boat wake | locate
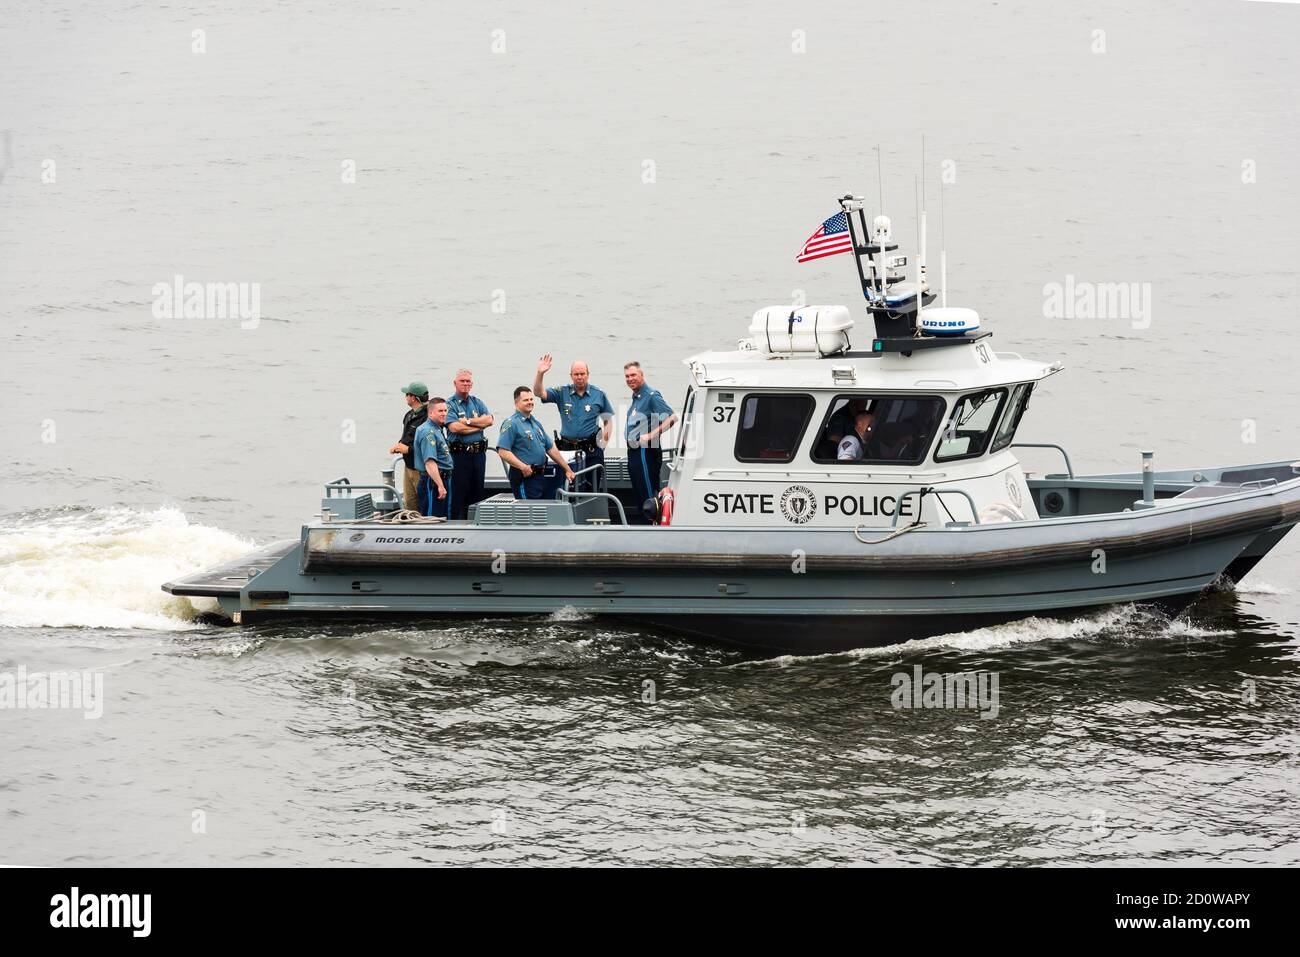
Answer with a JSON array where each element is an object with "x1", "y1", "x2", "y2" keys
[
  {"x1": 752, "y1": 604, "x2": 1233, "y2": 666},
  {"x1": 0, "y1": 506, "x2": 255, "y2": 631},
  {"x1": 1231, "y1": 580, "x2": 1289, "y2": 596}
]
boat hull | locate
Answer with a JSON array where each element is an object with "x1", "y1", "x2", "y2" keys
[{"x1": 163, "y1": 473, "x2": 1300, "y2": 653}]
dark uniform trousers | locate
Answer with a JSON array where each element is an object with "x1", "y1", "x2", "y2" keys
[
  {"x1": 450, "y1": 450, "x2": 485, "y2": 520},
  {"x1": 418, "y1": 469, "x2": 454, "y2": 519},
  {"x1": 628, "y1": 445, "x2": 663, "y2": 508},
  {"x1": 508, "y1": 464, "x2": 564, "y2": 500}
]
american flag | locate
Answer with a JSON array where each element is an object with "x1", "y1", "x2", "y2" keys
[{"x1": 796, "y1": 211, "x2": 854, "y2": 263}]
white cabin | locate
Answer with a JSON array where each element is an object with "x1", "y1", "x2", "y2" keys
[{"x1": 665, "y1": 306, "x2": 1063, "y2": 528}]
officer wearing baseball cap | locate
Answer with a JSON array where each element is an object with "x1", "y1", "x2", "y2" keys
[{"x1": 389, "y1": 380, "x2": 428, "y2": 512}]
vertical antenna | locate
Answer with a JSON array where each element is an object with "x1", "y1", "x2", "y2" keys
[
  {"x1": 914, "y1": 175, "x2": 924, "y2": 330},
  {"x1": 876, "y1": 145, "x2": 885, "y2": 218},
  {"x1": 919, "y1": 135, "x2": 927, "y2": 315},
  {"x1": 877, "y1": 146, "x2": 888, "y2": 299},
  {"x1": 939, "y1": 181, "x2": 948, "y2": 307}
]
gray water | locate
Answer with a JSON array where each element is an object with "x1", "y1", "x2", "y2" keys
[{"x1": 2, "y1": 0, "x2": 1299, "y2": 866}]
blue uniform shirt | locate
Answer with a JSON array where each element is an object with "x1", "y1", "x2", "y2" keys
[
  {"x1": 542, "y1": 383, "x2": 615, "y2": 439},
  {"x1": 413, "y1": 419, "x2": 453, "y2": 472},
  {"x1": 498, "y1": 411, "x2": 553, "y2": 466},
  {"x1": 446, "y1": 393, "x2": 491, "y2": 444},
  {"x1": 626, "y1": 384, "x2": 674, "y2": 443}
]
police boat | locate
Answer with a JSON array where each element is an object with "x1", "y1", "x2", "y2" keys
[{"x1": 164, "y1": 195, "x2": 1300, "y2": 653}]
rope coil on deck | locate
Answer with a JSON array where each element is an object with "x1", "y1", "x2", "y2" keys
[{"x1": 340, "y1": 509, "x2": 447, "y2": 525}]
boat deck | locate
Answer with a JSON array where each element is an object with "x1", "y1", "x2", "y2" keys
[{"x1": 163, "y1": 540, "x2": 298, "y2": 596}]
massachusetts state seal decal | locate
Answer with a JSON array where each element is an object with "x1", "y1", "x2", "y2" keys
[{"x1": 780, "y1": 485, "x2": 817, "y2": 524}]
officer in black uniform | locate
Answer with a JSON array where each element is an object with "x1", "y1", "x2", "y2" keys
[{"x1": 388, "y1": 380, "x2": 428, "y2": 512}]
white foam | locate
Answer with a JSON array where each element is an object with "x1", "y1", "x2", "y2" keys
[
  {"x1": 1232, "y1": 580, "x2": 1288, "y2": 596},
  {"x1": 1160, "y1": 619, "x2": 1233, "y2": 639},
  {"x1": 0, "y1": 507, "x2": 256, "y2": 631},
  {"x1": 547, "y1": 605, "x2": 593, "y2": 622},
  {"x1": 846, "y1": 605, "x2": 1146, "y2": 659},
  {"x1": 755, "y1": 605, "x2": 1165, "y2": 667}
]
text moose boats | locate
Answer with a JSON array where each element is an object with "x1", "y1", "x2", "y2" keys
[{"x1": 165, "y1": 196, "x2": 1300, "y2": 652}]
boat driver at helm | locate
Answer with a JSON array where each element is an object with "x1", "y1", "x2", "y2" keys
[{"x1": 837, "y1": 412, "x2": 875, "y2": 461}]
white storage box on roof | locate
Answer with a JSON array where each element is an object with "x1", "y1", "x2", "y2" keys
[{"x1": 747, "y1": 305, "x2": 854, "y2": 356}]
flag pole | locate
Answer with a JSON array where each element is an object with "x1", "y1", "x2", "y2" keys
[{"x1": 839, "y1": 194, "x2": 871, "y2": 303}]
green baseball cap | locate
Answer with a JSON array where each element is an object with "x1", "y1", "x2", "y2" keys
[{"x1": 400, "y1": 381, "x2": 429, "y2": 398}]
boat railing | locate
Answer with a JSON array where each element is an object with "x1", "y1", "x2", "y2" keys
[
  {"x1": 555, "y1": 461, "x2": 630, "y2": 525},
  {"x1": 324, "y1": 477, "x2": 398, "y2": 499},
  {"x1": 890, "y1": 488, "x2": 982, "y2": 527},
  {"x1": 568, "y1": 460, "x2": 605, "y2": 488},
  {"x1": 557, "y1": 489, "x2": 630, "y2": 526},
  {"x1": 1011, "y1": 442, "x2": 1075, "y2": 478}
]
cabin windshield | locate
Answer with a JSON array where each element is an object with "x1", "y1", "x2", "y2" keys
[
  {"x1": 990, "y1": 382, "x2": 1033, "y2": 453},
  {"x1": 935, "y1": 388, "x2": 1007, "y2": 461},
  {"x1": 811, "y1": 394, "x2": 946, "y2": 465}
]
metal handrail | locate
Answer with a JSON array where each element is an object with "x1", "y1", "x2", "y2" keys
[
  {"x1": 557, "y1": 461, "x2": 625, "y2": 523},
  {"x1": 1011, "y1": 442, "x2": 1075, "y2": 478},
  {"x1": 557, "y1": 489, "x2": 629, "y2": 525},
  {"x1": 889, "y1": 488, "x2": 981, "y2": 527},
  {"x1": 324, "y1": 479, "x2": 397, "y2": 498}
]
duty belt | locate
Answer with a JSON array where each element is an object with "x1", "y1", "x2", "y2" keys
[
  {"x1": 449, "y1": 440, "x2": 487, "y2": 454},
  {"x1": 554, "y1": 432, "x2": 599, "y2": 453}
]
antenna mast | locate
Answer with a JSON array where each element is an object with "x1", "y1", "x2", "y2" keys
[
  {"x1": 917, "y1": 135, "x2": 927, "y2": 330},
  {"x1": 939, "y1": 181, "x2": 948, "y2": 307}
]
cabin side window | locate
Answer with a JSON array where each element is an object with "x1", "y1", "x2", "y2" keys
[
  {"x1": 733, "y1": 393, "x2": 815, "y2": 463},
  {"x1": 810, "y1": 394, "x2": 946, "y2": 465},
  {"x1": 934, "y1": 388, "x2": 1008, "y2": 462},
  {"x1": 989, "y1": 383, "x2": 1033, "y2": 453}
]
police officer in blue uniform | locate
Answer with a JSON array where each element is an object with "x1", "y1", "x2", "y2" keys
[
  {"x1": 533, "y1": 354, "x2": 614, "y2": 494},
  {"x1": 623, "y1": 361, "x2": 677, "y2": 512},
  {"x1": 497, "y1": 386, "x2": 576, "y2": 499},
  {"x1": 412, "y1": 397, "x2": 454, "y2": 518},
  {"x1": 445, "y1": 369, "x2": 494, "y2": 520}
]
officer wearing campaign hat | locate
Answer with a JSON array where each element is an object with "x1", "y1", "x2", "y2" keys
[
  {"x1": 389, "y1": 380, "x2": 428, "y2": 512},
  {"x1": 533, "y1": 354, "x2": 614, "y2": 494},
  {"x1": 497, "y1": 386, "x2": 576, "y2": 499}
]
